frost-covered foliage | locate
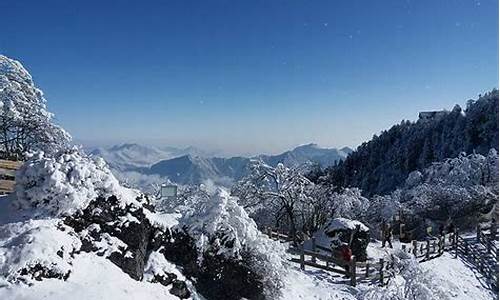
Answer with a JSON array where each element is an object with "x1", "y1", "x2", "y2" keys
[
  {"x1": 407, "y1": 149, "x2": 498, "y2": 189},
  {"x1": 397, "y1": 150, "x2": 498, "y2": 221},
  {"x1": 361, "y1": 250, "x2": 454, "y2": 300},
  {"x1": 15, "y1": 148, "x2": 132, "y2": 217},
  {"x1": 232, "y1": 160, "x2": 315, "y2": 237},
  {"x1": 0, "y1": 55, "x2": 70, "y2": 159},
  {"x1": 358, "y1": 150, "x2": 499, "y2": 235},
  {"x1": 319, "y1": 187, "x2": 369, "y2": 220},
  {"x1": 175, "y1": 186, "x2": 287, "y2": 298},
  {"x1": 319, "y1": 90, "x2": 499, "y2": 196}
]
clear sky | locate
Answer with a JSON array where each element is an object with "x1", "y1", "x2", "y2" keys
[{"x1": 0, "y1": 0, "x2": 498, "y2": 156}]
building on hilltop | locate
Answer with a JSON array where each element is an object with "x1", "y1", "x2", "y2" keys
[{"x1": 418, "y1": 110, "x2": 448, "y2": 121}]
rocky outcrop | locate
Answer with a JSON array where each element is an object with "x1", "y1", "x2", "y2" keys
[
  {"x1": 63, "y1": 194, "x2": 191, "y2": 299},
  {"x1": 322, "y1": 218, "x2": 370, "y2": 261}
]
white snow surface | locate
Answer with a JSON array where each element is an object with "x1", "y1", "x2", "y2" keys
[
  {"x1": 324, "y1": 217, "x2": 369, "y2": 233},
  {"x1": 0, "y1": 253, "x2": 186, "y2": 300},
  {"x1": 419, "y1": 252, "x2": 496, "y2": 300},
  {"x1": 280, "y1": 266, "x2": 357, "y2": 300}
]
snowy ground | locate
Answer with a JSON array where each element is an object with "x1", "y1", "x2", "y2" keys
[
  {"x1": 420, "y1": 252, "x2": 496, "y2": 300},
  {"x1": 0, "y1": 253, "x2": 185, "y2": 300},
  {"x1": 280, "y1": 265, "x2": 357, "y2": 300}
]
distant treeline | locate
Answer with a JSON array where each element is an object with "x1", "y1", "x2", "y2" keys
[{"x1": 310, "y1": 89, "x2": 499, "y2": 196}]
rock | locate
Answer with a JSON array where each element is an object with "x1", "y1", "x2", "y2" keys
[
  {"x1": 169, "y1": 279, "x2": 191, "y2": 299},
  {"x1": 19, "y1": 263, "x2": 70, "y2": 282},
  {"x1": 322, "y1": 218, "x2": 370, "y2": 261},
  {"x1": 159, "y1": 229, "x2": 266, "y2": 300},
  {"x1": 64, "y1": 195, "x2": 154, "y2": 280},
  {"x1": 155, "y1": 273, "x2": 177, "y2": 286}
]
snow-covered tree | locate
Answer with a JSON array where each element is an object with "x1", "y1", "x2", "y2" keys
[
  {"x1": 232, "y1": 160, "x2": 314, "y2": 238},
  {"x1": 0, "y1": 55, "x2": 70, "y2": 159}
]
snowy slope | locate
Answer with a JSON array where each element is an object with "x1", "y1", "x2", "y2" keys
[
  {"x1": 419, "y1": 252, "x2": 496, "y2": 300},
  {"x1": 0, "y1": 253, "x2": 183, "y2": 300}
]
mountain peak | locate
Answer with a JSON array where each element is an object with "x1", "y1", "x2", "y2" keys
[{"x1": 293, "y1": 143, "x2": 320, "y2": 151}]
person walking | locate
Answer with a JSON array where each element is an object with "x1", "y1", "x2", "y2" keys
[{"x1": 382, "y1": 221, "x2": 393, "y2": 248}]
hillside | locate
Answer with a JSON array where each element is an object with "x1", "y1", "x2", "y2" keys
[{"x1": 316, "y1": 90, "x2": 499, "y2": 196}]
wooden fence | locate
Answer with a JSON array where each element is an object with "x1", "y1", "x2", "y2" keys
[
  {"x1": 0, "y1": 159, "x2": 22, "y2": 195},
  {"x1": 292, "y1": 240, "x2": 395, "y2": 287},
  {"x1": 265, "y1": 223, "x2": 499, "y2": 288},
  {"x1": 265, "y1": 228, "x2": 394, "y2": 287}
]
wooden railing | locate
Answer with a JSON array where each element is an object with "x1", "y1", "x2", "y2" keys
[
  {"x1": 265, "y1": 222, "x2": 499, "y2": 289},
  {"x1": 265, "y1": 228, "x2": 393, "y2": 287},
  {"x1": 0, "y1": 159, "x2": 22, "y2": 195}
]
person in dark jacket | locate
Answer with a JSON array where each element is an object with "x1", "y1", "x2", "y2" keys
[{"x1": 381, "y1": 221, "x2": 393, "y2": 248}]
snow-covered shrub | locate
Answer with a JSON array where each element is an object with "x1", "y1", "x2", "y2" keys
[
  {"x1": 0, "y1": 55, "x2": 70, "y2": 159},
  {"x1": 361, "y1": 250, "x2": 453, "y2": 300},
  {"x1": 0, "y1": 218, "x2": 81, "y2": 285},
  {"x1": 170, "y1": 185, "x2": 287, "y2": 299},
  {"x1": 15, "y1": 148, "x2": 134, "y2": 217}
]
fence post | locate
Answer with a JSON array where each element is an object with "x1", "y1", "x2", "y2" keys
[
  {"x1": 365, "y1": 262, "x2": 370, "y2": 278},
  {"x1": 432, "y1": 240, "x2": 436, "y2": 253},
  {"x1": 454, "y1": 228, "x2": 459, "y2": 258},
  {"x1": 300, "y1": 243, "x2": 305, "y2": 270},
  {"x1": 479, "y1": 254, "x2": 484, "y2": 272},
  {"x1": 426, "y1": 240, "x2": 430, "y2": 259},
  {"x1": 350, "y1": 256, "x2": 357, "y2": 287},
  {"x1": 267, "y1": 227, "x2": 272, "y2": 239},
  {"x1": 311, "y1": 237, "x2": 317, "y2": 263},
  {"x1": 412, "y1": 240, "x2": 417, "y2": 257},
  {"x1": 477, "y1": 224, "x2": 481, "y2": 243},
  {"x1": 490, "y1": 219, "x2": 497, "y2": 237},
  {"x1": 437, "y1": 236, "x2": 442, "y2": 254},
  {"x1": 464, "y1": 240, "x2": 468, "y2": 255},
  {"x1": 379, "y1": 258, "x2": 384, "y2": 286}
]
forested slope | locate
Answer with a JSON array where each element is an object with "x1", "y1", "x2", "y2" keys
[{"x1": 314, "y1": 90, "x2": 499, "y2": 196}]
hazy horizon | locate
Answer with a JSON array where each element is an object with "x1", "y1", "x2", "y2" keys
[{"x1": 1, "y1": 1, "x2": 497, "y2": 156}]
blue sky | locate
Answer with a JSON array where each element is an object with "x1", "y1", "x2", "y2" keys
[{"x1": 0, "y1": 0, "x2": 498, "y2": 155}]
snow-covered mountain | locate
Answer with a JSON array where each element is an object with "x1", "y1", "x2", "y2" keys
[
  {"x1": 89, "y1": 143, "x2": 213, "y2": 171},
  {"x1": 149, "y1": 155, "x2": 249, "y2": 186},
  {"x1": 258, "y1": 143, "x2": 352, "y2": 168},
  {"x1": 148, "y1": 144, "x2": 352, "y2": 186}
]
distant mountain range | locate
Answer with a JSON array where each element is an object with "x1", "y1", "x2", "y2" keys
[
  {"x1": 89, "y1": 144, "x2": 215, "y2": 171},
  {"x1": 90, "y1": 143, "x2": 352, "y2": 186}
]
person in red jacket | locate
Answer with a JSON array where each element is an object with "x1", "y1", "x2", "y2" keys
[{"x1": 339, "y1": 243, "x2": 352, "y2": 277}]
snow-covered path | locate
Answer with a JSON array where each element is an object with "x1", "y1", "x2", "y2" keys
[
  {"x1": 420, "y1": 252, "x2": 496, "y2": 300},
  {"x1": 280, "y1": 264, "x2": 358, "y2": 300}
]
